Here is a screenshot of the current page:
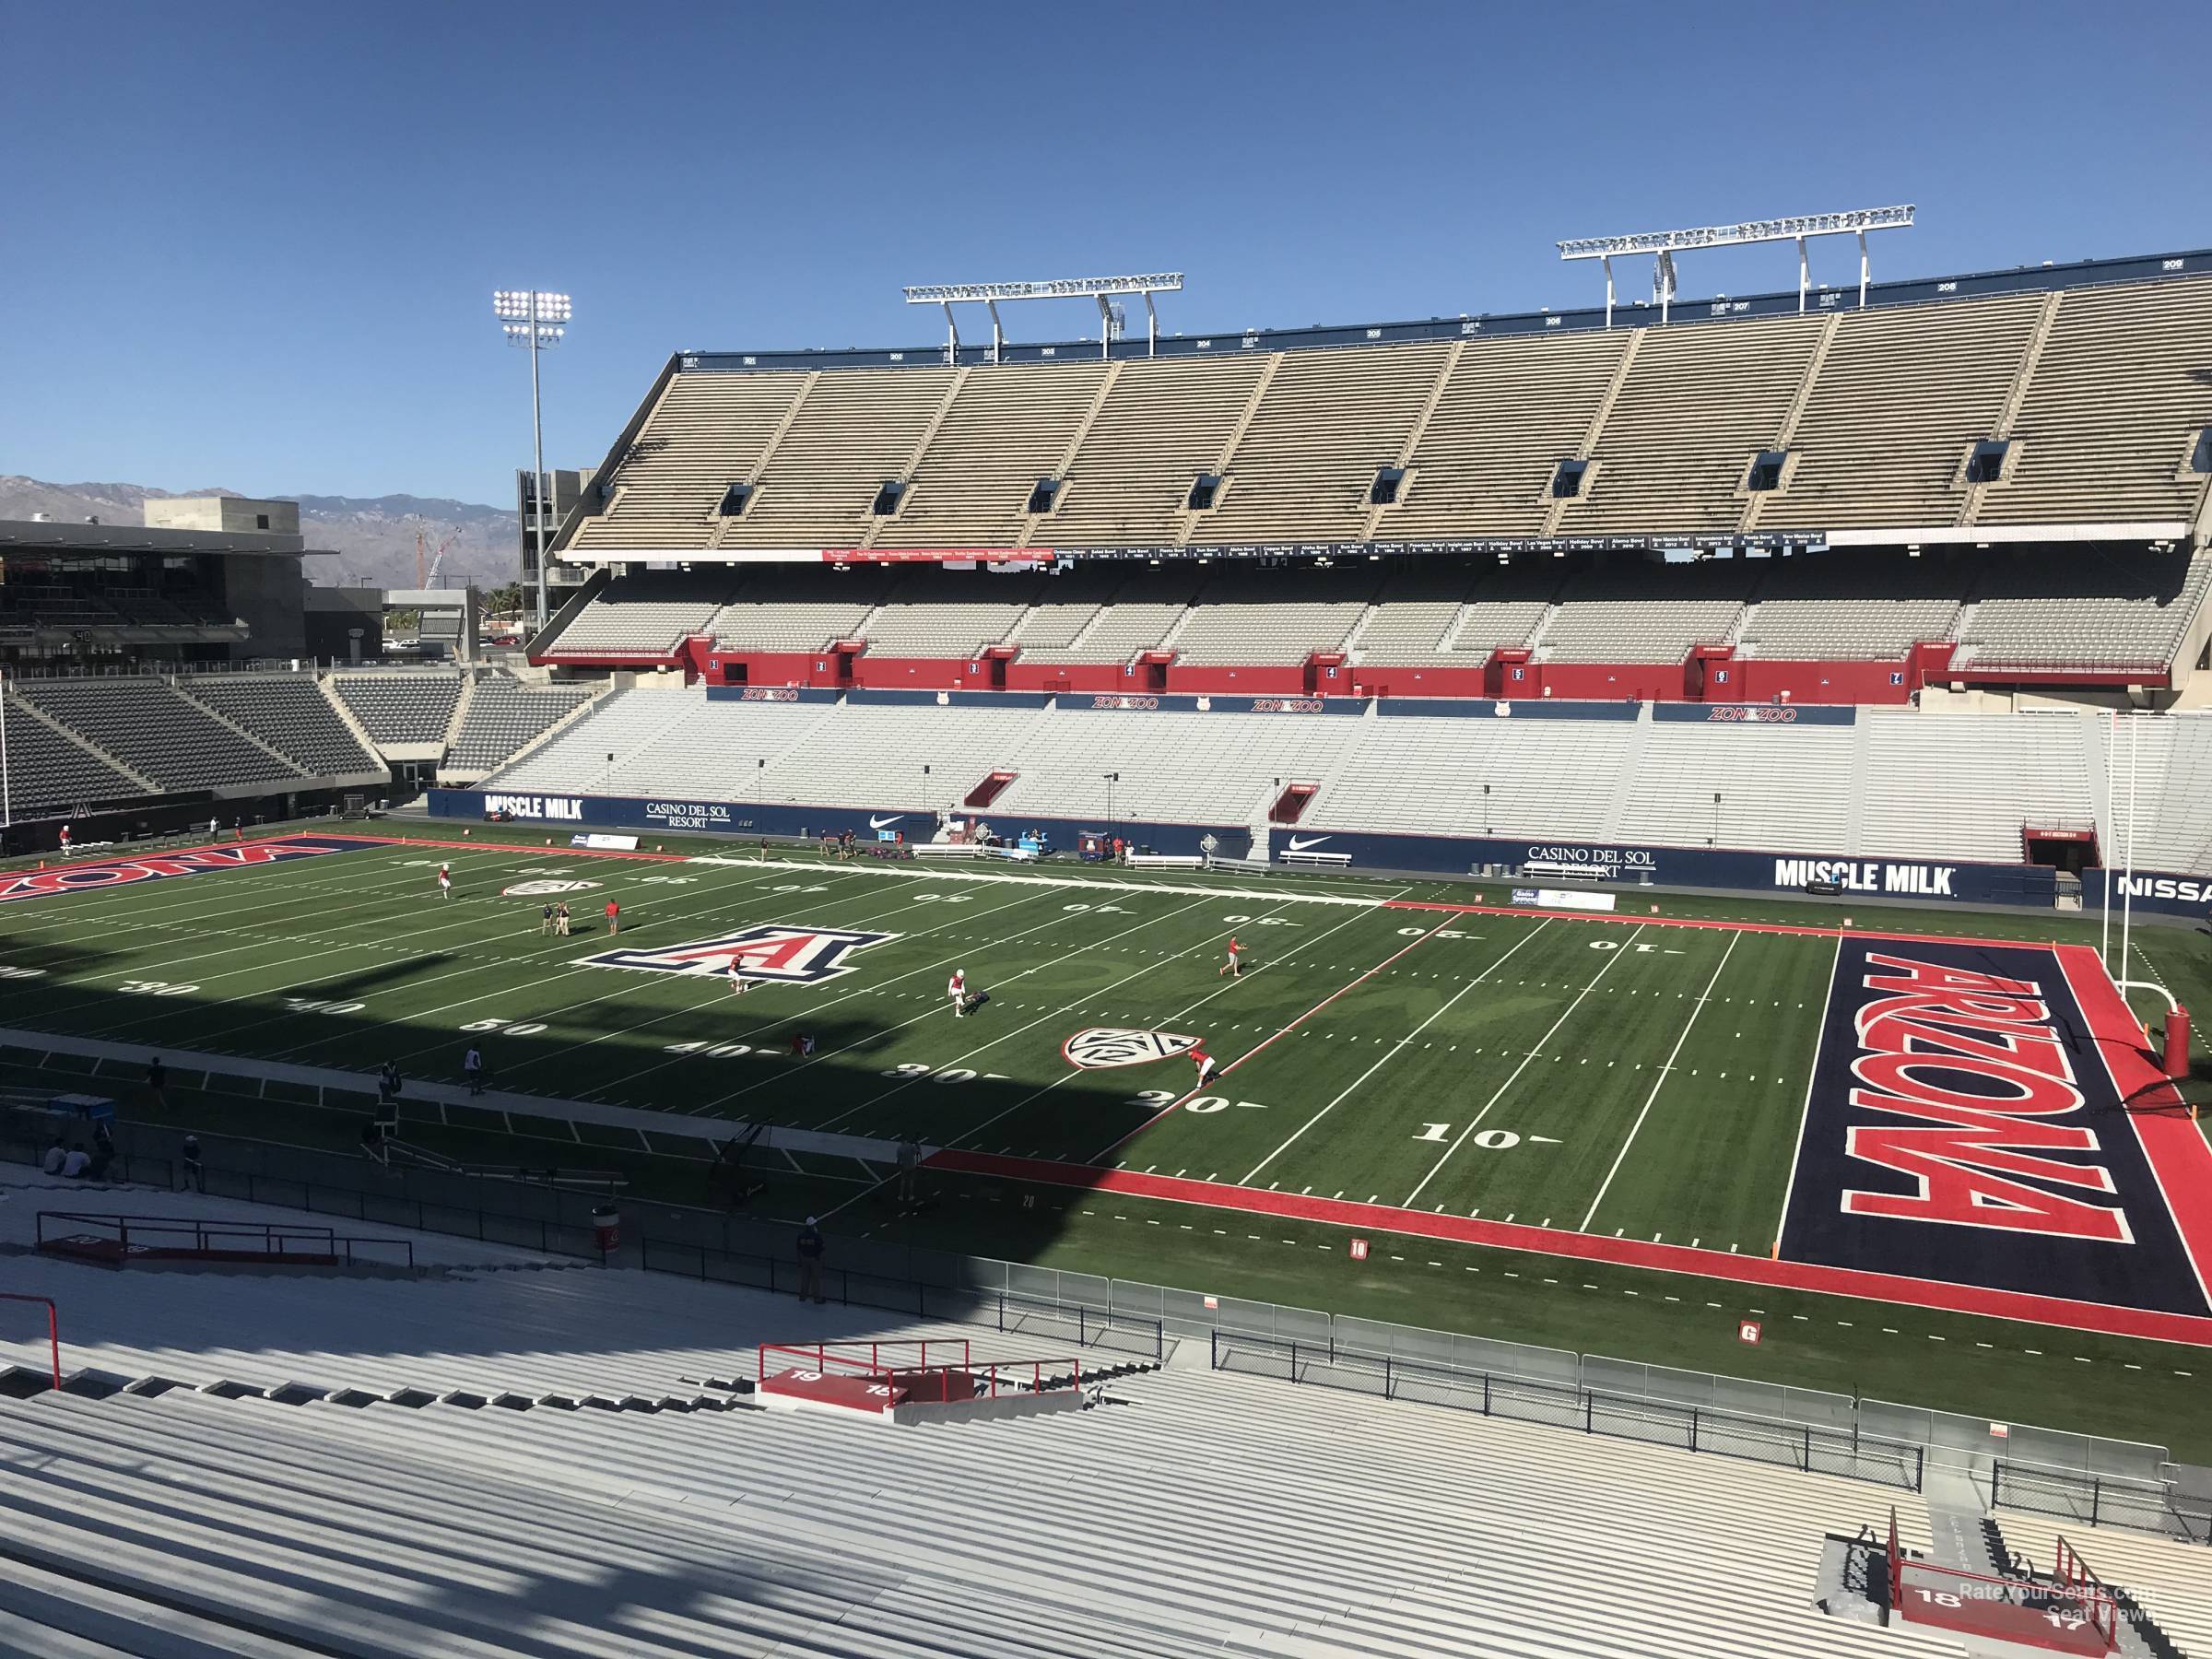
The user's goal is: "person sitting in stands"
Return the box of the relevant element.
[61,1145,91,1179]
[41,1136,65,1174]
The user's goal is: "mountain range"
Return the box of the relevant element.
[0,477,520,590]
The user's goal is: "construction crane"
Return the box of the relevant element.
[414,526,461,588]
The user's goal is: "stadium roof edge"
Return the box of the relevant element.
[677,246,2212,373]
[0,519,317,557]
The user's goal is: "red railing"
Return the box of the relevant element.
[757,1339,1079,1404]
[0,1293,61,1391]
[1888,1506,2119,1648]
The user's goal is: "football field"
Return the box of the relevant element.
[6,823,2212,1444]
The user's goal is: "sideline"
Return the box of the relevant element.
[923,1148,2212,1349]
[0,1028,905,1164]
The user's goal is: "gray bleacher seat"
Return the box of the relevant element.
[0,698,145,818]
[447,678,593,772]
[332,672,463,747]
[16,679,301,792]
[183,676,379,779]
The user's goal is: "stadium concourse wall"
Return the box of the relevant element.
[689,641,1939,707]
[429,782,2117,911]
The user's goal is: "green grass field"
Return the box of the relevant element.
[4,819,2208,1456]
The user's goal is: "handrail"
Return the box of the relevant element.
[36,1210,413,1269]
[0,1293,61,1391]
[757,1339,1079,1404]
[1215,1326,1927,1491]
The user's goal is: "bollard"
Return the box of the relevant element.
[2166,1006,2191,1083]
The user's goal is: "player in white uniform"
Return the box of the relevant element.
[727,959,754,996]
[438,864,452,900]
[947,969,968,1017]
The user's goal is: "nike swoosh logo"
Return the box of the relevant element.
[868,815,900,830]
[1286,836,1330,852]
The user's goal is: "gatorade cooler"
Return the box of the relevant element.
[592,1203,620,1254]
[2167,1006,2191,1083]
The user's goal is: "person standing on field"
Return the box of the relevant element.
[795,1218,827,1304]
[605,898,620,935]
[438,863,453,901]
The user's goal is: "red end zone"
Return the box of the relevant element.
[0,834,386,903]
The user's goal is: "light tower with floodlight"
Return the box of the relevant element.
[493,288,571,629]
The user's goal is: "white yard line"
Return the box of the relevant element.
[811,891,1237,1132]
[1577,929,1742,1232]
[948,890,1418,1165]
[685,853,1382,907]
[539,881,1086,1097]
[1401,923,1649,1207]
[1770,932,1848,1255]
[75,859,836,1048]
[1243,921,1553,1184]
[1088,895,1442,1162]
[319,865,975,1071]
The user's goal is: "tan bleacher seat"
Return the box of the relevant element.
[894,360,1112,547]
[719,365,961,548]
[1199,342,1453,544]
[1978,277,2212,525]
[1559,315,1828,535]
[1047,354,1271,547]
[1384,331,1633,540]
[1760,294,2044,531]
[571,371,809,551]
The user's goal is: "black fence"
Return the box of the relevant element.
[1212,1328,1926,1492]
[1992,1460,2212,1545]
[1,1123,1161,1362]
[642,1240,1162,1362]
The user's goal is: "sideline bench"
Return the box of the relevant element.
[1281,850,1353,869]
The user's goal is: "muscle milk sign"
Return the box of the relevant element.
[1779,938,2207,1316]
[1773,857,1956,896]
[485,794,582,822]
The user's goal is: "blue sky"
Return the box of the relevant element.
[1,1,2203,507]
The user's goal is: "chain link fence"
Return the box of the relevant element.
[1,1113,2183,1516]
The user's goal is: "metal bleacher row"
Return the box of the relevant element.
[539,547,2212,676]
[485,688,2212,872]
[0,669,604,820]
[566,275,2212,555]
[0,1176,1998,1659]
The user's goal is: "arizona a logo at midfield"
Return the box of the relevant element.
[583,924,897,983]
[1063,1028,1202,1069]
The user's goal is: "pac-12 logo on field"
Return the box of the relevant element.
[1062,1028,1201,1069]
[582,924,898,983]
[501,879,602,897]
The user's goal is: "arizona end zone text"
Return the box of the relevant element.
[1782,938,2212,1318]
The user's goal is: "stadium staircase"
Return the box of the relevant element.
[1827,1500,2192,1659]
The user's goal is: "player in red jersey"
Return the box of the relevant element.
[947,968,968,1017]
[438,864,452,900]
[1190,1041,1219,1088]
[1218,936,1243,978]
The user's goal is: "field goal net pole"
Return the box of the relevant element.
[2107,711,2177,1018]
[0,1292,61,1391]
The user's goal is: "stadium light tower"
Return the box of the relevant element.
[493,288,572,629]
[1558,206,1915,326]
[903,274,1183,363]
